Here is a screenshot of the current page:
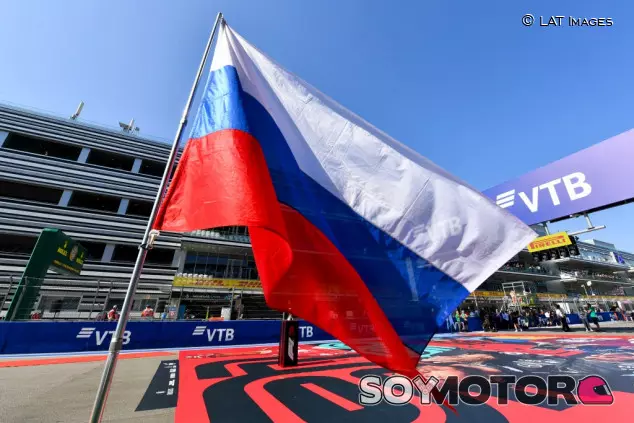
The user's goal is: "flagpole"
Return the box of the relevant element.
[88,12,224,423]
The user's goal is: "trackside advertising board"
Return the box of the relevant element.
[0,319,486,355]
[483,129,634,225]
[0,321,332,355]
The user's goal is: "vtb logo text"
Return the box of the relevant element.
[76,327,131,346]
[496,172,591,213]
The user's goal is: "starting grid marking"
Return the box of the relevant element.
[173,339,634,422]
[4,332,634,421]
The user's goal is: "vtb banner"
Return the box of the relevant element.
[484,129,634,225]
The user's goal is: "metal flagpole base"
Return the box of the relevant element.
[89,342,123,422]
[87,12,224,423]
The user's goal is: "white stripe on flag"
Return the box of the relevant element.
[216,25,537,292]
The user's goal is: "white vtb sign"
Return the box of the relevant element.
[192,326,235,342]
[76,327,131,346]
[496,172,592,213]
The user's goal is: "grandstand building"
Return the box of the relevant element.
[0,103,633,319]
[0,104,264,319]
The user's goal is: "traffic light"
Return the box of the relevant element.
[567,236,580,256]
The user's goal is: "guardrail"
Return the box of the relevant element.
[0,313,623,355]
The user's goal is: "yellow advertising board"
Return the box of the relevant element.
[173,276,262,290]
[536,293,567,300]
[527,232,572,253]
[473,290,504,297]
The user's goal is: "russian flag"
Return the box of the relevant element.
[154,23,536,377]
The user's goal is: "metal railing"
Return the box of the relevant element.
[498,264,549,275]
[0,276,284,321]
[0,100,171,144]
[0,276,170,321]
[184,229,250,244]
[559,270,631,283]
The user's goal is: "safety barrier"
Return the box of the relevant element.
[0,320,332,355]
[436,317,483,332]
[568,312,615,324]
[0,313,620,355]
[598,312,614,322]
[0,318,484,355]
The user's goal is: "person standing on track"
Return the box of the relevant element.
[556,305,570,332]
[512,311,522,332]
[580,306,592,332]
[589,305,600,331]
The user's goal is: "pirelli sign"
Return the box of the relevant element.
[173,276,262,290]
[527,232,572,253]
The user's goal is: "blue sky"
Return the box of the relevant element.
[1,0,633,251]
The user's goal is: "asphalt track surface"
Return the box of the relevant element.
[1,326,634,422]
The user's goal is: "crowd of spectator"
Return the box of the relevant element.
[446,305,634,334]
[559,269,624,281]
[499,263,547,274]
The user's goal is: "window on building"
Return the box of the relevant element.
[67,191,121,213]
[213,226,250,237]
[139,159,165,177]
[579,248,614,263]
[111,245,173,266]
[38,296,80,312]
[0,179,63,204]
[126,199,152,217]
[85,149,135,171]
[0,233,37,255]
[111,245,139,263]
[2,133,82,161]
[77,241,107,261]
[146,248,175,266]
[182,251,258,279]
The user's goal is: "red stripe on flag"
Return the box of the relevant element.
[252,206,420,376]
[155,129,419,377]
[155,130,287,239]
